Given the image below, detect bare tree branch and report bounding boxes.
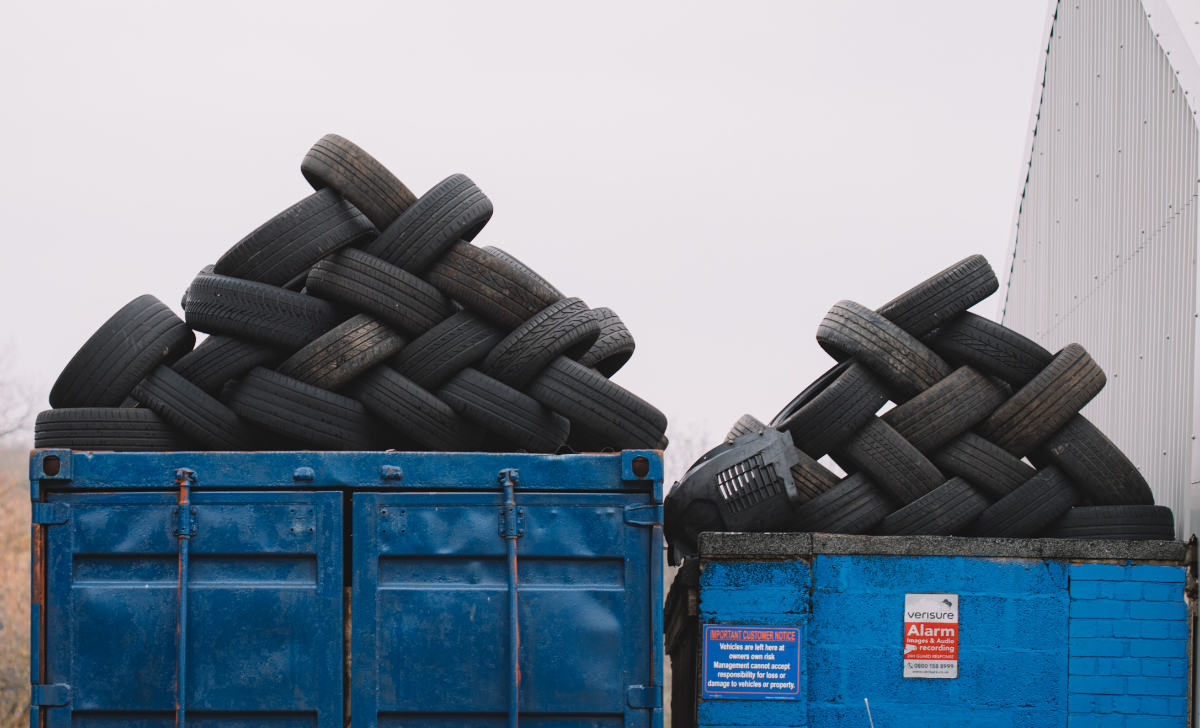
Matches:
[0,344,36,445]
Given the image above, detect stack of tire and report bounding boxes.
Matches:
[35,135,667,455]
[713,255,1173,542]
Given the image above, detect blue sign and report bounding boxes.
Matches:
[701,624,802,700]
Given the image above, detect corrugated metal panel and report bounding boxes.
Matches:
[1001,0,1199,537]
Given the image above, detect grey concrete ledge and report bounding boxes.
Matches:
[697,532,1191,564]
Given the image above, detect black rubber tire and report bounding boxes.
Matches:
[880,366,1010,453]
[975,344,1106,457]
[480,299,601,389]
[930,432,1036,499]
[300,134,416,230]
[275,314,406,391]
[727,414,766,440]
[771,361,890,459]
[922,312,1053,387]
[875,477,990,536]
[306,248,454,337]
[576,307,636,378]
[1040,415,1155,505]
[214,188,377,288]
[970,465,1081,538]
[348,366,486,452]
[181,264,216,310]
[50,295,195,409]
[876,255,999,337]
[1044,505,1175,540]
[171,335,287,397]
[481,246,564,299]
[185,274,340,351]
[834,416,946,505]
[362,174,493,273]
[437,368,569,453]
[816,300,952,400]
[389,311,503,390]
[792,473,895,534]
[132,365,261,450]
[424,241,562,330]
[524,356,667,450]
[35,408,192,451]
[222,367,391,450]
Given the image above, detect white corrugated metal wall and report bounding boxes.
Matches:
[1000,0,1199,537]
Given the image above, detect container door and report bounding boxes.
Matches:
[351,491,654,727]
[40,490,343,727]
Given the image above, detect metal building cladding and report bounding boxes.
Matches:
[27,448,665,727]
[666,532,1191,728]
[999,0,1200,540]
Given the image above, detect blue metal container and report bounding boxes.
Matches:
[28,448,665,727]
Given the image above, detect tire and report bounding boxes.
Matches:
[132,365,261,450]
[171,335,287,397]
[35,408,192,451]
[214,188,377,288]
[1044,505,1175,540]
[390,311,503,390]
[222,367,391,450]
[1040,415,1155,505]
[300,134,417,230]
[879,366,1009,453]
[481,246,564,298]
[275,314,405,391]
[181,264,215,310]
[727,414,766,440]
[922,312,1053,387]
[876,255,998,337]
[437,368,569,453]
[792,473,895,534]
[975,344,1106,457]
[833,416,946,505]
[970,465,1081,538]
[306,248,454,337]
[929,432,1036,499]
[576,307,636,378]
[50,295,195,409]
[771,361,890,458]
[875,477,990,536]
[480,299,601,389]
[348,366,486,451]
[525,356,667,450]
[816,300,952,400]
[424,241,562,330]
[185,274,341,350]
[362,174,493,273]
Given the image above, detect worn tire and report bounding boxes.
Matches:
[792,473,895,534]
[438,368,569,453]
[275,314,406,391]
[970,465,1081,538]
[1040,415,1155,505]
[727,414,767,440]
[214,188,377,288]
[880,366,1009,453]
[300,134,416,230]
[876,254,998,337]
[525,356,667,450]
[389,311,503,390]
[576,307,636,378]
[816,300,952,400]
[35,408,192,451]
[922,312,1053,387]
[975,344,1106,457]
[424,241,561,330]
[307,248,454,337]
[771,361,890,459]
[875,477,990,536]
[481,246,564,298]
[348,366,486,451]
[50,295,195,409]
[480,299,601,389]
[1044,505,1175,540]
[362,174,493,273]
[930,432,1037,499]
[171,335,287,397]
[834,416,946,505]
[132,365,261,450]
[185,274,340,351]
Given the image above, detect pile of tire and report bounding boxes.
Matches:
[36,135,668,455]
[665,254,1173,551]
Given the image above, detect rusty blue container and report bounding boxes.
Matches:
[28,448,664,728]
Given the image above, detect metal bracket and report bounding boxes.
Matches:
[498,505,525,538]
[623,504,663,526]
[31,502,69,526]
[31,683,70,706]
[173,506,198,537]
[626,684,662,709]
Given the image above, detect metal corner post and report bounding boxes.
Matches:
[498,468,524,728]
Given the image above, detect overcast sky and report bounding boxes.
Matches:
[0,1,1051,473]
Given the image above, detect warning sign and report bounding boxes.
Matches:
[701,625,802,700]
[903,593,958,679]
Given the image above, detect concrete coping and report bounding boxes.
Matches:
[696,532,1192,564]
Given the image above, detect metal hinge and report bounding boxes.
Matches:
[626,684,661,709]
[31,684,70,706]
[173,506,198,537]
[623,504,663,526]
[31,503,69,526]
[498,505,525,538]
